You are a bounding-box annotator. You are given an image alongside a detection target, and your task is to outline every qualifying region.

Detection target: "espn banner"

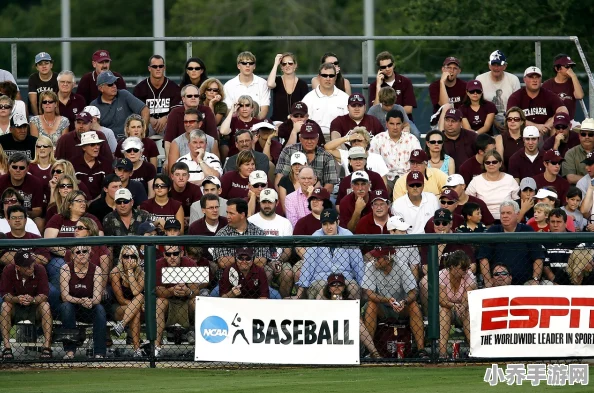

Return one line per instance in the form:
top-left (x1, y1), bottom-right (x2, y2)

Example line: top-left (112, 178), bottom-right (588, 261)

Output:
top-left (194, 297), bottom-right (360, 364)
top-left (469, 286), bottom-right (594, 358)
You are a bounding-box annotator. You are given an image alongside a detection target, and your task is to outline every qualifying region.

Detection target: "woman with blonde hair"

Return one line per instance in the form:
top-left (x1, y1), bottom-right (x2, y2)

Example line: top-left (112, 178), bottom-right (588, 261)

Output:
top-left (114, 114), bottom-right (159, 169)
top-left (567, 246), bottom-right (594, 285)
top-left (0, 144), bottom-right (8, 175)
top-left (0, 95), bottom-right (14, 135)
top-left (45, 174), bottom-right (80, 222)
top-left (199, 78), bottom-right (227, 125)
top-left (46, 160), bottom-right (90, 206)
top-left (29, 91), bottom-right (70, 144)
top-left (267, 52), bottom-right (309, 122)
top-left (29, 135), bottom-right (56, 183)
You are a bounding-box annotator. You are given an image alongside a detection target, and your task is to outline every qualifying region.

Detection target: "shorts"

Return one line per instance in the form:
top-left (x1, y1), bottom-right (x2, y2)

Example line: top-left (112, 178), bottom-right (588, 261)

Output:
top-left (362, 301), bottom-right (401, 320)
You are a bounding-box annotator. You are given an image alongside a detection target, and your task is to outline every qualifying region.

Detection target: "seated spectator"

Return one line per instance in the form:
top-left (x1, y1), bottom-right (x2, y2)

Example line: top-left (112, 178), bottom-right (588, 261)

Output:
top-left (567, 246), bottom-right (594, 285)
top-left (0, 95), bottom-right (15, 136)
top-left (180, 57), bottom-right (208, 91)
top-left (526, 202), bottom-right (552, 232)
top-left (459, 80), bottom-right (496, 135)
top-left (507, 126), bottom-right (545, 182)
top-left (0, 205), bottom-right (50, 266)
top-left (169, 162), bottom-right (203, 227)
top-left (220, 150), bottom-right (256, 200)
top-left (424, 189), bottom-right (465, 233)
top-left (251, 121), bottom-right (282, 166)
top-left (562, 186), bottom-right (587, 231)
top-left (355, 189), bottom-right (391, 236)
top-left (189, 176), bottom-right (226, 223)
top-left (534, 149), bottom-right (569, 201)
top-left (29, 91), bottom-right (69, 145)
top-left (219, 247), bottom-right (270, 299)
top-left (543, 208), bottom-right (579, 285)
top-left (458, 134), bottom-right (496, 185)
top-left (339, 171), bottom-right (374, 232)
top-left (0, 83), bottom-right (27, 124)
top-left (367, 86), bottom-right (420, 138)
top-left (110, 246), bottom-right (145, 357)
top-left (543, 112), bottom-right (579, 157)
top-left (55, 112), bottom-right (113, 164)
top-left (0, 188), bottom-right (41, 235)
top-left (296, 208), bottom-right (364, 299)
top-left (276, 102), bottom-right (324, 148)
top-left (222, 129), bottom-right (270, 176)
top-left (515, 177), bottom-right (536, 223)
top-left (293, 186), bottom-right (332, 236)
top-left (84, 105), bottom-right (118, 153)
top-left (576, 150), bottom-right (594, 197)
top-left (87, 174), bottom-right (123, 223)
top-left (330, 93), bottom-right (383, 140)
top-left (534, 187), bottom-right (575, 231)
top-left (112, 158), bottom-right (147, 207)
top-left (188, 194), bottom-right (229, 263)
top-left (0, 115), bottom-right (37, 160)
top-left (438, 250), bottom-right (476, 359)
top-left (246, 171), bottom-right (282, 217)
top-left (114, 114), bottom-right (159, 169)
top-left (220, 96), bottom-right (261, 159)
top-left (392, 149), bottom-right (448, 200)
top-left (46, 159), bottom-right (91, 209)
top-left (335, 147), bottom-right (388, 206)
top-left (140, 174), bottom-right (184, 233)
top-left (391, 171), bottom-right (439, 234)
top-left (176, 130), bottom-right (222, 185)
top-left (491, 263), bottom-right (513, 287)
top-left (198, 77), bottom-right (227, 125)
top-left (122, 137), bottom-right (156, 193)
top-left (0, 251), bottom-right (52, 360)
top-left (55, 70), bottom-right (85, 132)
top-left (0, 146), bottom-right (8, 176)
top-left (28, 136), bottom-right (56, 200)
top-left (385, 215), bottom-right (421, 279)
top-left (277, 152), bottom-right (307, 212)
top-left (438, 107), bottom-right (477, 172)
top-left (60, 245), bottom-right (106, 359)
top-left (77, 50), bottom-right (126, 105)
top-left (424, 130), bottom-right (454, 175)
top-left (71, 131), bottom-right (113, 199)
top-left (456, 202), bottom-right (487, 233)
top-left (44, 190), bottom-right (103, 239)
top-left (284, 167), bottom-right (318, 225)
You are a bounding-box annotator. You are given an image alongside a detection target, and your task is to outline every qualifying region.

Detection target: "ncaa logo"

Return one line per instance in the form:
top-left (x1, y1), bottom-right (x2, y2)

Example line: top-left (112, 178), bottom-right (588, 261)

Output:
top-left (200, 316), bottom-right (228, 343)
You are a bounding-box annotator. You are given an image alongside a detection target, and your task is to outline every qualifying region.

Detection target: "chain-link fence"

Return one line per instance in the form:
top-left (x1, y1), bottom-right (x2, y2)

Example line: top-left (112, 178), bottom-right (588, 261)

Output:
top-left (0, 233), bottom-right (591, 367)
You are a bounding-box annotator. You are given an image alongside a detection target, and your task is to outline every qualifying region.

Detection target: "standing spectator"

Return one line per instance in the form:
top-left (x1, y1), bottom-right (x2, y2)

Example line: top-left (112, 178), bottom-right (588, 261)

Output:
top-left (28, 52), bottom-right (59, 116)
top-left (391, 171), bottom-right (440, 234)
top-left (366, 86), bottom-right (420, 138)
top-left (311, 53), bottom-right (351, 95)
top-left (367, 51), bottom-right (416, 117)
top-left (175, 130), bottom-right (222, 184)
top-left (198, 78), bottom-right (227, 126)
top-left (542, 55), bottom-right (584, 120)
top-left (534, 150), bottom-right (570, 202)
top-left (562, 118), bottom-right (594, 184)
top-left (424, 130), bottom-right (455, 175)
top-left (189, 176), bottom-right (226, 223)
top-left (219, 247), bottom-right (270, 299)
top-left (494, 106), bottom-right (526, 170)
top-left (0, 115), bottom-right (37, 159)
top-left (57, 70), bottom-right (86, 131)
top-left (71, 131), bottom-right (113, 199)
top-left (458, 134), bottom-right (496, 185)
top-left (77, 50), bottom-right (127, 105)
top-left (266, 53), bottom-right (309, 122)
top-left (179, 57), bottom-right (208, 90)
top-left (54, 112), bottom-right (113, 164)
top-left (122, 137), bottom-right (156, 193)
top-left (459, 80), bottom-right (497, 135)
top-left (507, 126), bottom-right (545, 182)
top-left (223, 51), bottom-right (270, 119)
top-left (114, 115), bottom-right (159, 169)
top-left (392, 149), bottom-right (448, 200)
top-left (133, 55), bottom-right (182, 137)
top-left (439, 107), bottom-right (477, 172)
top-left (169, 162), bottom-right (202, 223)
top-left (542, 112), bottom-right (580, 158)
top-left (29, 91), bottom-right (69, 145)
top-left (429, 57), bottom-right (466, 117)
top-left (112, 159), bottom-right (148, 207)
top-left (443, 174), bottom-right (495, 226)
top-left (284, 166), bottom-right (317, 226)
top-left (329, 93), bottom-right (383, 140)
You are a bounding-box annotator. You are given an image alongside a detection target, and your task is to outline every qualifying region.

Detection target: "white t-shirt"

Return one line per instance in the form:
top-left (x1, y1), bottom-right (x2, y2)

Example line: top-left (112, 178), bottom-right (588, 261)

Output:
top-left (338, 149), bottom-right (389, 178)
top-left (390, 192), bottom-right (439, 234)
top-left (248, 213), bottom-right (293, 257)
top-left (176, 152), bottom-right (223, 182)
top-left (301, 86), bottom-right (349, 135)
top-left (223, 74), bottom-right (271, 108)
top-left (466, 173), bottom-right (520, 220)
top-left (475, 71), bottom-right (521, 115)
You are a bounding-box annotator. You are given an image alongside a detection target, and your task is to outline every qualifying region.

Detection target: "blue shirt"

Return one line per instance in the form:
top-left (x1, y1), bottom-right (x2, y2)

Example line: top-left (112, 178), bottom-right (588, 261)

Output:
top-left (91, 89), bottom-right (146, 139)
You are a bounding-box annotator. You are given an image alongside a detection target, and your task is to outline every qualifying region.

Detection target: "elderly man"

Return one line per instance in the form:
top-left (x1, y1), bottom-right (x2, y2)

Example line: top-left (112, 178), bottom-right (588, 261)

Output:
top-left (223, 129), bottom-right (270, 174)
top-left (367, 51), bottom-right (417, 116)
top-left (392, 149), bottom-right (448, 200)
top-left (477, 200), bottom-right (545, 287)
top-left (0, 115), bottom-right (37, 159)
top-left (284, 167), bottom-right (317, 226)
top-left (543, 54), bottom-right (584, 120)
top-left (55, 112), bottom-right (113, 163)
top-left (84, 105), bottom-right (118, 153)
top-left (542, 112), bottom-right (580, 157)
top-left (391, 171), bottom-right (439, 234)
top-left (175, 129), bottom-right (222, 185)
top-left (77, 50), bottom-right (127, 105)
top-left (508, 126), bottom-right (545, 182)
top-left (223, 51), bottom-right (270, 119)
top-left (56, 70), bottom-right (86, 131)
top-left (339, 170), bottom-right (373, 232)
top-left (439, 108), bottom-right (477, 172)
top-left (330, 93), bottom-right (383, 140)
top-left (443, 174), bottom-right (495, 226)
top-left (71, 131), bottom-right (113, 199)
top-left (90, 71), bottom-right (149, 140)
top-left (562, 118), bottom-right (594, 184)
top-left (275, 121), bottom-right (338, 195)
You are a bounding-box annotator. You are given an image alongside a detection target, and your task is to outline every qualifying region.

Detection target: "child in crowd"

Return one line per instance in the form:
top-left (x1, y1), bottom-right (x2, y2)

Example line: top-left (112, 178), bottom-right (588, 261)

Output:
top-left (527, 202), bottom-right (552, 232)
top-left (455, 202), bottom-right (486, 233)
top-left (562, 186), bottom-right (587, 231)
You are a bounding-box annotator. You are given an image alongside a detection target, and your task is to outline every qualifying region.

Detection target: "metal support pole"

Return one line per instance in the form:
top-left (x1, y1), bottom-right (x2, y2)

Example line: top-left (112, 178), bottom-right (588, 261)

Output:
top-left (361, 40), bottom-right (369, 99)
top-left (535, 41), bottom-right (541, 70)
top-left (61, 0), bottom-right (71, 71)
top-left (11, 44), bottom-right (17, 80)
top-left (153, 0), bottom-right (165, 57)
top-left (427, 244), bottom-right (439, 362)
top-left (572, 37), bottom-right (594, 117)
top-left (364, 0), bottom-right (375, 81)
top-left (186, 42), bottom-right (193, 60)
top-left (144, 245), bottom-right (157, 368)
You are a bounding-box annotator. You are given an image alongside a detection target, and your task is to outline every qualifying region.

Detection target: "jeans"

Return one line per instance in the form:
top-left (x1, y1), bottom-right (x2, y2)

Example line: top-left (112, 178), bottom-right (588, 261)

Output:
top-left (46, 257), bottom-right (66, 317)
top-left (60, 302), bottom-right (107, 356)
top-left (209, 285), bottom-right (281, 299)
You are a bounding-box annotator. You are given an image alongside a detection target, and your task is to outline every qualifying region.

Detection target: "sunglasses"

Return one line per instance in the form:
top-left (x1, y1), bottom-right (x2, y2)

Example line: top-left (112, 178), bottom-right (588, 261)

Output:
top-left (468, 90), bottom-right (482, 94)
top-left (165, 251), bottom-right (181, 257)
top-left (484, 160), bottom-right (500, 165)
top-left (149, 64), bottom-right (165, 69)
top-left (205, 88), bottom-right (219, 92)
top-left (493, 271), bottom-right (510, 277)
top-left (36, 145), bottom-right (51, 149)
top-left (252, 183), bottom-right (267, 188)
top-left (434, 220), bottom-right (450, 226)
top-left (3, 198), bottom-right (18, 205)
top-left (74, 225), bottom-right (88, 231)
top-left (319, 73), bottom-right (336, 79)
top-left (153, 183), bottom-right (168, 189)
top-left (185, 94), bottom-right (199, 99)
top-left (86, 143), bottom-right (101, 147)
top-left (330, 61), bottom-right (340, 66)
top-left (0, 104), bottom-right (12, 110)
top-left (115, 199), bottom-right (131, 205)
top-left (292, 114), bottom-right (305, 118)
top-left (59, 183), bottom-right (73, 189)
top-left (11, 165), bottom-right (26, 171)
top-left (74, 249), bottom-right (90, 255)
top-left (183, 120), bottom-right (197, 125)
top-left (440, 200), bottom-right (456, 205)
top-left (581, 132), bottom-right (594, 138)
top-left (187, 66), bottom-right (202, 71)
top-left (555, 125), bottom-right (568, 130)
top-left (379, 62), bottom-right (394, 70)
top-left (236, 256), bottom-right (252, 261)
top-left (238, 104), bottom-right (251, 108)
top-left (239, 61), bottom-right (255, 66)
top-left (104, 83), bottom-right (116, 87)
top-left (125, 148), bottom-right (140, 153)
top-left (281, 62), bottom-right (295, 66)
top-left (330, 282), bottom-right (345, 287)
top-left (547, 161), bottom-right (561, 166)
top-left (427, 140), bottom-right (443, 145)
top-left (350, 139), bottom-right (364, 143)
top-left (408, 183), bottom-right (423, 188)
top-left (41, 100), bottom-right (55, 105)
top-left (506, 117), bottom-right (522, 122)
top-left (122, 254), bottom-right (139, 260)
top-left (51, 169), bottom-right (63, 175)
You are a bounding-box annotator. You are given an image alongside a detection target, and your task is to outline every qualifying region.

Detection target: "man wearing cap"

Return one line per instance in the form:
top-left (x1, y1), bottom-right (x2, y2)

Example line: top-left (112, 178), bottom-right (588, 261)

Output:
top-left (77, 50), bottom-right (127, 105)
top-left (55, 112), bottom-right (113, 163)
top-left (533, 150), bottom-right (570, 202)
top-left (277, 102), bottom-right (325, 148)
top-left (507, 66), bottom-right (567, 136)
top-left (252, 121), bottom-right (283, 166)
top-left (0, 115), bottom-right (37, 159)
top-left (335, 146), bottom-right (388, 206)
top-left (176, 129), bottom-right (222, 184)
top-left (219, 248), bottom-right (270, 299)
top-left (355, 189), bottom-right (391, 237)
top-left (339, 170), bottom-right (374, 232)
top-left (423, 189), bottom-right (465, 233)
top-left (133, 55), bottom-right (182, 137)
top-left (71, 131), bottom-right (113, 199)
top-left (296, 208), bottom-right (364, 300)
top-left (103, 188), bottom-right (151, 238)
top-left (112, 158), bottom-right (148, 207)
top-left (301, 62), bottom-right (349, 135)
top-left (169, 162), bottom-right (202, 224)
top-left (562, 118), bottom-right (594, 184)
top-left (223, 129), bottom-right (270, 175)
top-left (368, 51), bottom-right (417, 117)
top-left (188, 194), bottom-right (228, 261)
top-left (162, 218), bottom-right (182, 237)
top-left (458, 134), bottom-right (496, 185)
top-left (443, 174), bottom-right (495, 226)
top-left (0, 250), bottom-right (53, 359)
top-left (391, 171), bottom-right (440, 234)
top-left (543, 54), bottom-right (584, 120)
top-left (576, 152), bottom-right (594, 198)
top-left (223, 51), bottom-right (270, 119)
top-left (247, 171), bottom-right (284, 218)
top-left (438, 107), bottom-right (477, 172)
top-left (189, 176), bottom-right (227, 223)
top-left (28, 52), bottom-right (59, 116)
top-left (392, 149), bottom-right (448, 200)
top-left (507, 126), bottom-right (546, 182)
top-left (542, 112), bottom-right (580, 158)
top-left (275, 120), bottom-right (339, 195)
top-left (90, 71), bottom-right (150, 140)
top-left (329, 93), bottom-right (383, 140)
top-left (56, 70), bottom-right (86, 131)
top-left (429, 57), bottom-right (466, 118)
top-left (386, 215), bottom-right (422, 280)
top-left (475, 50), bottom-right (521, 131)
top-left (284, 167), bottom-right (318, 227)
top-left (84, 105), bottom-right (118, 153)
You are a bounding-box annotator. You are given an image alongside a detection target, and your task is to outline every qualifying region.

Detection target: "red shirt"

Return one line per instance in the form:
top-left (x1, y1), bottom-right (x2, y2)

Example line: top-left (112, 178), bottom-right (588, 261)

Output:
top-left (55, 130), bottom-right (113, 164)
top-left (454, 195), bottom-right (495, 226)
top-left (542, 132), bottom-right (580, 158)
top-left (170, 183), bottom-right (202, 217)
top-left (77, 71), bottom-right (126, 104)
top-left (507, 150), bottom-right (545, 180)
top-left (219, 171), bottom-right (271, 200)
top-left (533, 173), bottom-right (570, 202)
top-left (115, 137), bottom-right (159, 160)
top-left (336, 170), bottom-right (387, 205)
top-left (156, 256), bottom-right (199, 288)
top-left (188, 216), bottom-right (228, 261)
top-left (339, 192), bottom-right (372, 227)
top-left (459, 101), bottom-right (497, 132)
top-left (0, 174), bottom-right (43, 210)
top-left (355, 212), bottom-right (389, 235)
top-left (71, 155), bottom-right (113, 199)
top-left (368, 73), bottom-right (417, 114)
top-left (140, 198), bottom-right (183, 223)
top-left (527, 220), bottom-right (550, 232)
top-left (28, 164), bottom-right (52, 185)
top-left (507, 88), bottom-right (565, 125)
top-left (458, 156), bottom-right (483, 185)
top-left (45, 213), bottom-right (102, 237)
top-left (542, 78), bottom-right (577, 119)
top-left (293, 213), bottom-right (321, 235)
top-left (58, 93), bottom-right (87, 130)
top-left (443, 129), bottom-right (477, 172)
top-left (277, 120), bottom-right (325, 148)
top-left (330, 114), bottom-right (384, 137)
top-left (500, 131), bottom-right (524, 170)
top-left (219, 262), bottom-right (269, 299)
top-left (0, 264), bottom-right (49, 298)
top-left (164, 105), bottom-right (218, 142)
top-left (429, 78), bottom-right (466, 113)
top-left (420, 243), bottom-right (475, 269)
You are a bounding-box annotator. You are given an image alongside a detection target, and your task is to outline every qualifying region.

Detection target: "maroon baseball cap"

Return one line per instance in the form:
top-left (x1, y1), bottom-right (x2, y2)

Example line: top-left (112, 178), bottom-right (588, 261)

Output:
top-left (553, 112), bottom-right (570, 127)
top-left (466, 80), bottom-right (483, 92)
top-left (406, 171), bottom-right (424, 186)
top-left (409, 149), bottom-right (428, 163)
top-left (554, 56), bottom-right (576, 67)
top-left (75, 112), bottom-right (92, 124)
top-left (440, 189), bottom-right (459, 201)
top-left (300, 121), bottom-right (321, 139)
top-left (348, 93), bottom-right (366, 106)
top-left (327, 273), bottom-right (345, 286)
top-left (443, 56), bottom-right (461, 67)
top-left (543, 149), bottom-right (564, 162)
top-left (92, 50), bottom-right (111, 62)
top-left (369, 248), bottom-right (393, 259)
top-left (235, 247), bottom-right (254, 258)
top-left (290, 101), bottom-right (308, 116)
top-left (308, 187), bottom-right (331, 201)
top-left (370, 189), bottom-right (389, 203)
top-left (445, 108), bottom-right (462, 121)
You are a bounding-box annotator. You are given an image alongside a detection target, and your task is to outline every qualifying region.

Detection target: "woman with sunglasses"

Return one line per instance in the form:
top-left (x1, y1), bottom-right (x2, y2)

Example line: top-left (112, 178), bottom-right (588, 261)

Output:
top-left (29, 135), bottom-right (56, 184)
top-left (424, 130), bottom-right (454, 175)
top-left (267, 52), bottom-right (309, 122)
top-left (220, 95), bottom-right (260, 159)
top-left (0, 187), bottom-right (40, 235)
top-left (110, 245), bottom-right (145, 357)
top-left (180, 57), bottom-right (208, 90)
top-left (459, 80), bottom-right (497, 135)
top-left (45, 174), bottom-right (81, 222)
top-left (47, 160), bottom-right (89, 207)
top-left (59, 244), bottom-right (107, 359)
top-left (0, 95), bottom-right (14, 135)
top-left (29, 91), bottom-right (70, 145)
top-left (494, 106), bottom-right (526, 169)
top-left (114, 115), bottom-right (158, 169)
top-left (45, 190), bottom-right (103, 239)
top-left (122, 136), bottom-right (156, 193)
top-left (199, 78), bottom-right (227, 126)
top-left (140, 174), bottom-right (184, 234)
top-left (311, 52), bottom-right (351, 95)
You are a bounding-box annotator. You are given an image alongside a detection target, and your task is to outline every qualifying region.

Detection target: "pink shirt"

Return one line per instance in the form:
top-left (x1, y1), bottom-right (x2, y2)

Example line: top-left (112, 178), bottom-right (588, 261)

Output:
top-left (284, 188), bottom-right (310, 227)
top-left (466, 173), bottom-right (519, 219)
top-left (439, 269), bottom-right (475, 304)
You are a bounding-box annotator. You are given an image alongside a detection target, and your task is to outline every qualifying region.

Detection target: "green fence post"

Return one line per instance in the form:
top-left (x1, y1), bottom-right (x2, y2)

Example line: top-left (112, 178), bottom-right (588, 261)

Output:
top-left (144, 245), bottom-right (157, 368)
top-left (427, 244), bottom-right (439, 361)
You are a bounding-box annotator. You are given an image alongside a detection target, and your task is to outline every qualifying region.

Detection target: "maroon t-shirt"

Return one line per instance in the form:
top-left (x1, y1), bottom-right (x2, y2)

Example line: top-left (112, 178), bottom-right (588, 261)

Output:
top-left (2, 232), bottom-right (50, 262)
top-left (76, 70), bottom-right (126, 104)
top-left (228, 117), bottom-right (261, 157)
top-left (140, 198), bottom-right (183, 223)
top-left (454, 195), bottom-right (495, 226)
top-left (542, 131), bottom-right (580, 158)
top-left (355, 212), bottom-right (389, 235)
top-left (188, 216), bottom-right (228, 261)
top-left (130, 161), bottom-right (157, 192)
top-left (254, 139), bottom-right (283, 165)
top-left (542, 78), bottom-right (577, 119)
top-left (55, 130), bottom-right (113, 164)
top-left (336, 170), bottom-right (388, 205)
top-left (368, 73), bottom-right (417, 113)
top-left (459, 101), bottom-right (497, 132)
top-left (293, 213), bottom-right (321, 235)
top-left (500, 131), bottom-right (524, 170)
top-left (64, 245), bottom-right (110, 267)
top-left (71, 155), bottom-right (113, 199)
top-left (429, 78), bottom-right (467, 113)
top-left (277, 120), bottom-right (325, 148)
top-left (219, 262), bottom-right (269, 299)
top-left (156, 256), bottom-right (200, 288)
top-left (28, 164), bottom-right (52, 185)
top-left (0, 264), bottom-right (49, 298)
top-left (338, 192), bottom-right (372, 227)
top-left (533, 173), bottom-right (570, 202)
top-left (443, 129), bottom-right (477, 172)
top-left (458, 156), bottom-right (483, 185)
top-left (67, 262), bottom-right (96, 298)
top-left (59, 93), bottom-right (87, 131)
top-left (0, 174), bottom-right (43, 211)
top-left (507, 88), bottom-right (565, 125)
top-left (507, 150), bottom-right (545, 180)
top-left (170, 183), bottom-right (202, 217)
top-left (424, 213), bottom-right (465, 233)
top-left (115, 137), bottom-right (159, 161)
top-left (132, 77), bottom-right (182, 118)
top-left (220, 171), bottom-right (250, 200)
top-left (329, 114), bottom-right (384, 137)
top-left (46, 213), bottom-right (102, 237)
top-left (164, 105), bottom-right (218, 142)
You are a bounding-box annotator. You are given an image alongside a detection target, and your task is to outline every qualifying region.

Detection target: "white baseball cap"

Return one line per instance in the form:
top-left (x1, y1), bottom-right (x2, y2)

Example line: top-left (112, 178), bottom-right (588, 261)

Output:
top-left (524, 66), bottom-right (542, 77)
top-left (290, 152), bottom-right (307, 166)
top-left (202, 175), bottom-right (221, 188)
top-left (351, 170), bottom-right (369, 183)
top-left (259, 188), bottom-right (278, 202)
top-left (387, 215), bottom-right (410, 231)
top-left (444, 174), bottom-right (465, 187)
top-left (114, 188), bottom-right (133, 201)
top-left (251, 121), bottom-right (275, 132)
top-left (534, 189), bottom-right (558, 200)
top-left (83, 105), bottom-right (101, 119)
top-left (523, 126), bottom-right (540, 138)
top-left (249, 170), bottom-right (267, 186)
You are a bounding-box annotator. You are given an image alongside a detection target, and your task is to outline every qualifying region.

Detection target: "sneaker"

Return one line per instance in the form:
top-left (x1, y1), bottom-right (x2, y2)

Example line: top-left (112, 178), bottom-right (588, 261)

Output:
top-left (154, 346), bottom-right (162, 358)
top-left (133, 348), bottom-right (144, 358)
top-left (186, 330), bottom-right (195, 345)
top-left (112, 321), bottom-right (125, 337)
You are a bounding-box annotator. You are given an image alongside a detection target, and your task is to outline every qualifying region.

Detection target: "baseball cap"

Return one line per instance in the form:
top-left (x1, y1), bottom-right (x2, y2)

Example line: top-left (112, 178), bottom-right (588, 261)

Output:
top-left (14, 250), bottom-right (35, 267)
top-left (136, 221), bottom-right (156, 236)
top-left (10, 113), bottom-right (28, 127)
top-left (581, 152), bottom-right (594, 165)
top-left (164, 218), bottom-right (181, 230)
top-left (83, 106), bottom-right (101, 119)
top-left (308, 187), bottom-right (331, 201)
top-left (260, 188), bottom-right (278, 203)
top-left (235, 247), bottom-right (254, 258)
top-left (554, 56), bottom-right (576, 67)
top-left (466, 80), bottom-right (483, 92)
top-left (524, 66), bottom-right (542, 77)
top-left (370, 189), bottom-right (389, 203)
top-left (290, 102), bottom-right (308, 116)
top-left (443, 57), bottom-right (461, 67)
top-left (248, 170), bottom-right (267, 186)
top-left (369, 248), bottom-right (393, 259)
top-left (290, 152), bottom-right (307, 166)
top-left (444, 174), bottom-right (465, 187)
top-left (348, 146), bottom-right (368, 159)
top-left (300, 121), bottom-right (321, 138)
top-left (202, 175), bottom-right (221, 188)
top-left (327, 273), bottom-right (345, 286)
top-left (92, 50), bottom-right (111, 63)
top-left (114, 188), bottom-right (133, 201)
top-left (251, 121), bottom-right (275, 132)
top-left (387, 215), bottom-right (409, 231)
top-left (96, 70), bottom-right (119, 86)
top-left (348, 93), bottom-right (366, 106)
top-left (553, 112), bottom-right (570, 127)
top-left (543, 150), bottom-right (564, 162)
top-left (534, 189), bottom-right (558, 200)
top-left (320, 208), bottom-right (339, 224)
top-left (489, 50), bottom-right (507, 65)
top-left (440, 189), bottom-right (459, 201)
top-left (351, 170), bottom-right (369, 183)
top-left (122, 137), bottom-right (143, 151)
top-left (409, 149), bottom-right (428, 163)
top-left (434, 208), bottom-right (453, 222)
top-left (523, 126), bottom-right (540, 138)
top-left (34, 52), bottom-right (52, 64)
top-left (519, 177), bottom-right (537, 191)
top-left (76, 131), bottom-right (104, 146)
top-left (406, 170), bottom-right (424, 186)
top-left (444, 108), bottom-right (462, 121)
top-left (75, 112), bottom-right (92, 124)
top-left (580, 118), bottom-right (594, 132)
top-left (114, 158), bottom-right (133, 171)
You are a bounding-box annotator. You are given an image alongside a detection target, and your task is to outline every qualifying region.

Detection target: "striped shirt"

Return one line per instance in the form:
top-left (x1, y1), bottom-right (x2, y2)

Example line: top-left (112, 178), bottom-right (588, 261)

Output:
top-left (177, 152), bottom-right (222, 182)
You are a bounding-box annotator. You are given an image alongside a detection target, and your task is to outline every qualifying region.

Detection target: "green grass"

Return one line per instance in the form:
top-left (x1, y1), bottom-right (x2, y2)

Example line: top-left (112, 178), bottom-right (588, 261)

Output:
top-left (0, 366), bottom-right (592, 393)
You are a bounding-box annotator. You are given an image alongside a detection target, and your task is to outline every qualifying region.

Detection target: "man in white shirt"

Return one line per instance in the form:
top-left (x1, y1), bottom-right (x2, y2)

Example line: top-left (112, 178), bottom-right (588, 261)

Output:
top-left (223, 51), bottom-right (270, 119)
top-left (301, 62), bottom-right (349, 135)
top-left (391, 171), bottom-right (439, 234)
top-left (176, 129), bottom-right (222, 184)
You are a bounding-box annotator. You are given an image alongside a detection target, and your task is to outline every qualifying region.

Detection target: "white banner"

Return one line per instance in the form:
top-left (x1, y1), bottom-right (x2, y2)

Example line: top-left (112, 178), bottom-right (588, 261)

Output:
top-left (469, 286), bottom-right (594, 358)
top-left (194, 297), bottom-right (360, 364)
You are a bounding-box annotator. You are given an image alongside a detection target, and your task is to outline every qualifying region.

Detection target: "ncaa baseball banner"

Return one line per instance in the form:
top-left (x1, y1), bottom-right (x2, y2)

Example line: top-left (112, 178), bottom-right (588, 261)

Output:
top-left (469, 286), bottom-right (594, 358)
top-left (194, 297), bottom-right (360, 364)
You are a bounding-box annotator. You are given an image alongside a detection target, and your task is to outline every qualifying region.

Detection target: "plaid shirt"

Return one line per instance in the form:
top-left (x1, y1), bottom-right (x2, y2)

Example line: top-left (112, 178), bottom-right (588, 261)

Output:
top-left (211, 222), bottom-right (272, 261)
top-left (103, 209), bottom-right (152, 236)
top-left (275, 143), bottom-right (339, 186)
